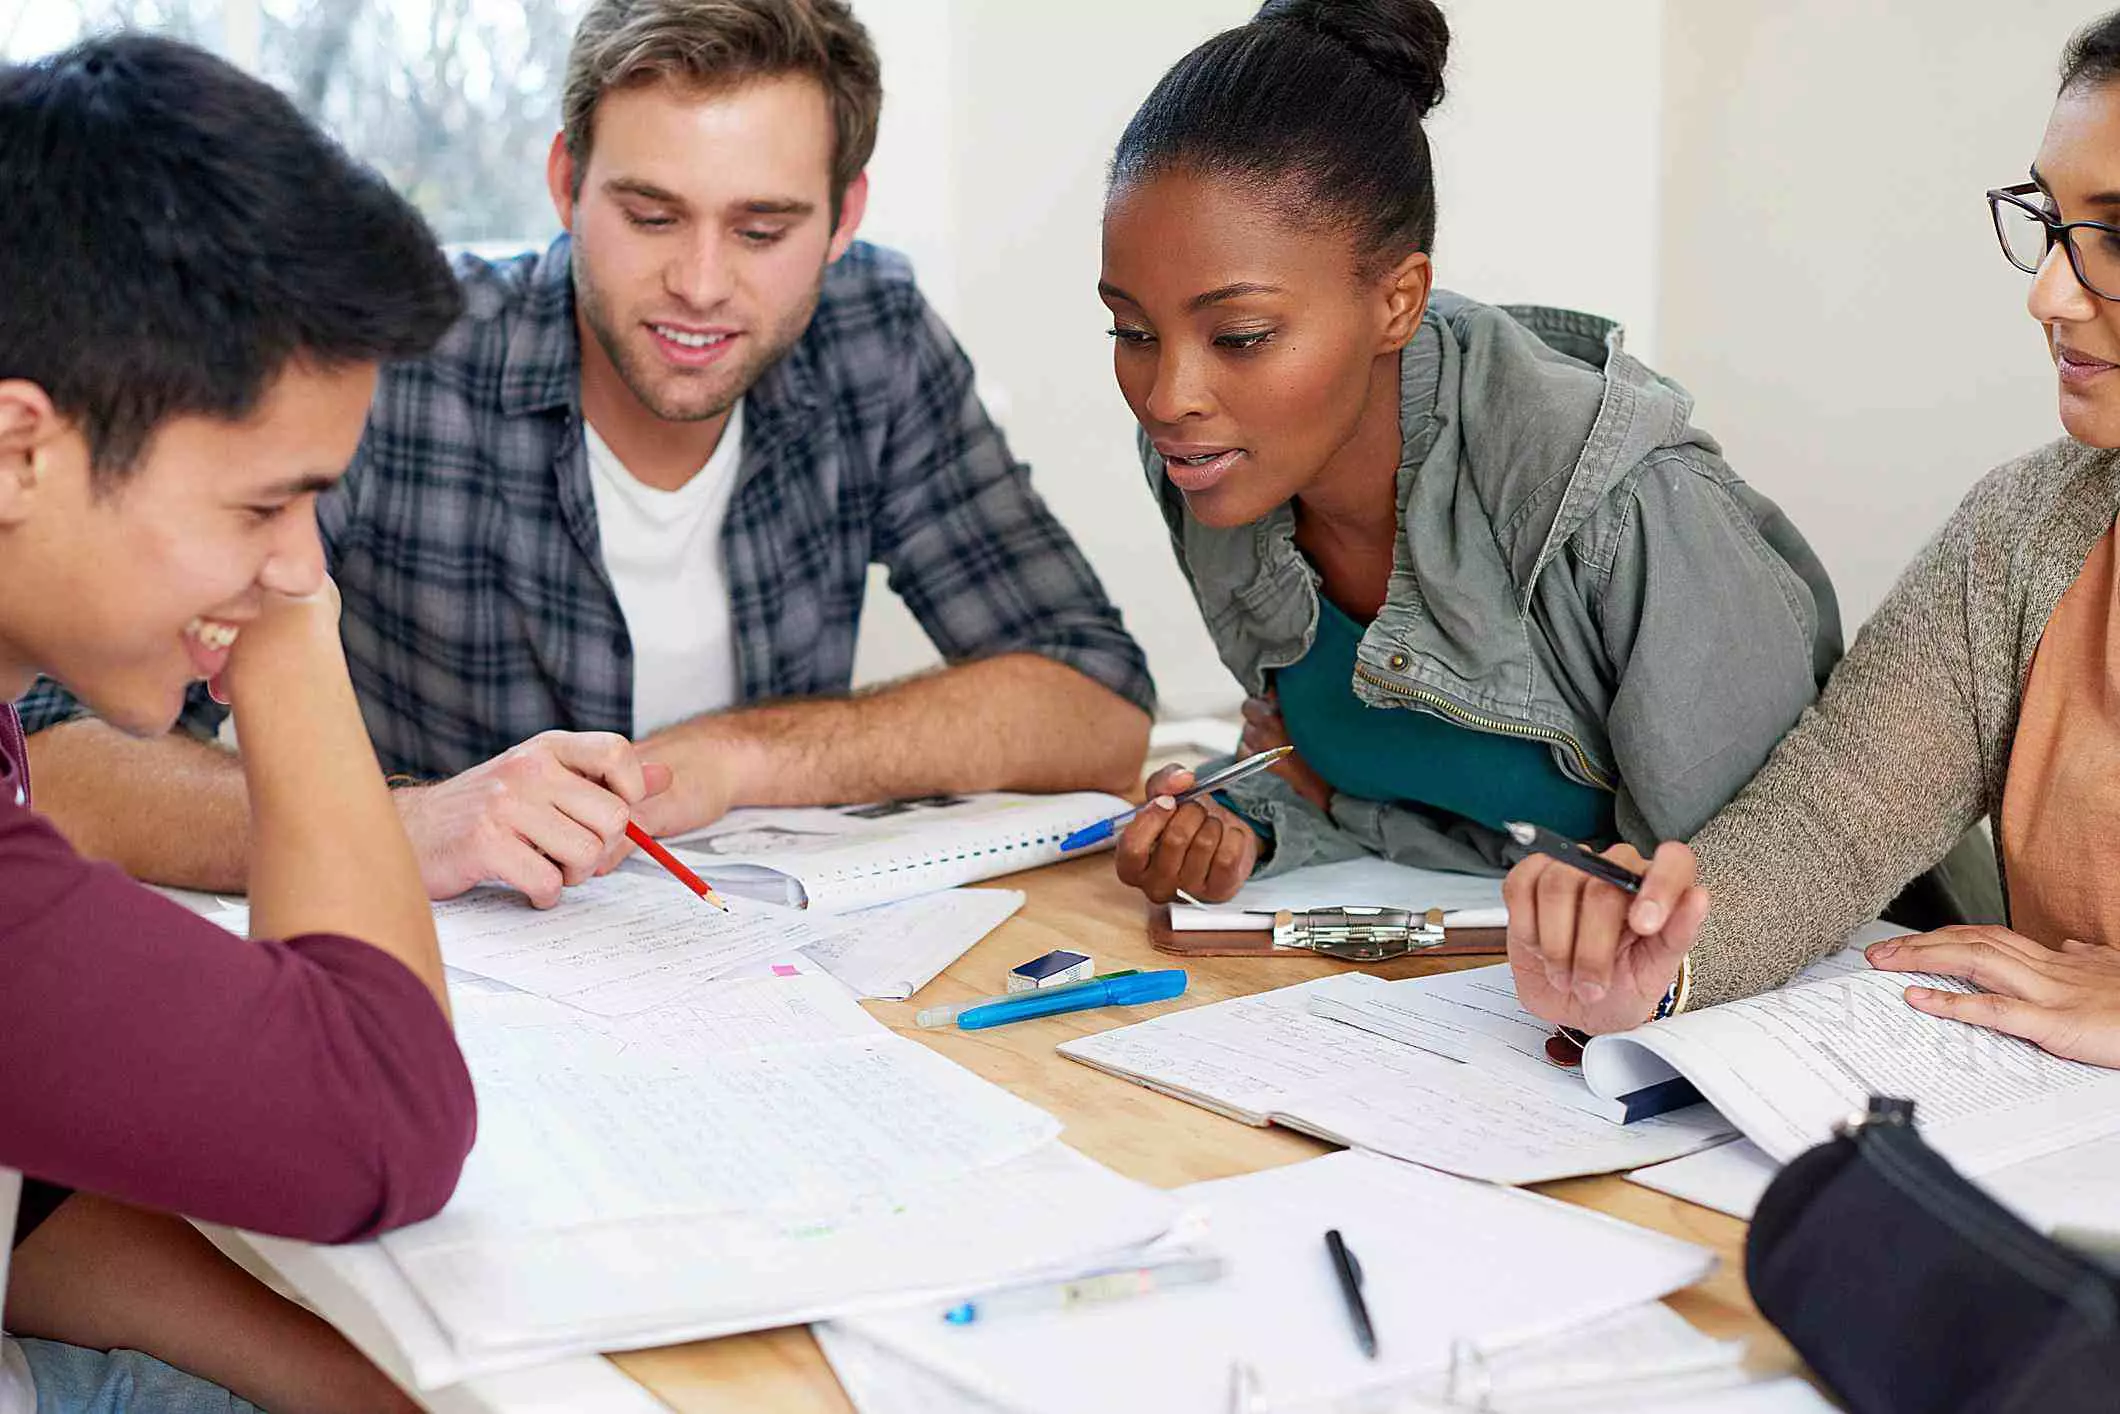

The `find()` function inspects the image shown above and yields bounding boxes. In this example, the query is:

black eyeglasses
[1989,181,2120,301]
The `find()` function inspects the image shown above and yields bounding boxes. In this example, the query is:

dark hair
[0,35,463,484]
[2063,10,2120,94]
[1111,0,1450,271]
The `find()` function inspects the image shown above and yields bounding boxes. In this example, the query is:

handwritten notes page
[385,1141,1176,1361]
[365,977,1182,1367]
[1307,967,1634,1118]
[1058,977,1462,1123]
[1059,978,1732,1182]
[397,981,1060,1238]
[431,874,830,1016]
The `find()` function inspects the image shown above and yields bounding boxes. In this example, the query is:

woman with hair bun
[1101,0,1992,952]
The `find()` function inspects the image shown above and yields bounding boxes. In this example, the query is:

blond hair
[562,0,881,205]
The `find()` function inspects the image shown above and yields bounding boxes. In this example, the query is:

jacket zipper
[1352,662,1616,792]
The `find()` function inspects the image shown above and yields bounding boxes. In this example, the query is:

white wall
[852,0,1667,716]
[1658,3,2085,628]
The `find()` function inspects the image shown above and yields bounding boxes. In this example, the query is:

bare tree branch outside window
[5,0,583,247]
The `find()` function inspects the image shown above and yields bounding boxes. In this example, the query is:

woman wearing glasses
[1504,12,2120,1064]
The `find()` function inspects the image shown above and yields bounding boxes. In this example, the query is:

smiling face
[0,361,374,734]
[2027,80,2120,447]
[1098,169,1429,528]
[550,72,865,435]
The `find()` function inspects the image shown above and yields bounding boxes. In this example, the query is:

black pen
[1324,1228,1376,1359]
[1504,821,1644,896]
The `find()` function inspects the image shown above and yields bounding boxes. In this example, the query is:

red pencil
[624,821,729,911]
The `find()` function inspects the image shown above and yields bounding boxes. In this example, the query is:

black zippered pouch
[1745,1096,2120,1414]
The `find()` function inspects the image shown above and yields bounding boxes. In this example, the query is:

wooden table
[609,856,1801,1410]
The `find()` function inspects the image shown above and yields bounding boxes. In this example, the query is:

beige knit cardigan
[1688,437,2120,1007]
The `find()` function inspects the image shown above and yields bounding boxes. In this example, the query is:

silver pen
[1060,745,1293,852]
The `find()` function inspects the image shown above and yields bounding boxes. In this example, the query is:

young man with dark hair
[18,0,1157,907]
[0,35,475,1413]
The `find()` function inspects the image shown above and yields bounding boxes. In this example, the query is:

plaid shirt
[20,237,1153,776]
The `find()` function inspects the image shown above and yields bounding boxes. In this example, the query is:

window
[3,0,585,245]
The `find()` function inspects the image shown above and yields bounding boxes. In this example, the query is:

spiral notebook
[663,791,1128,913]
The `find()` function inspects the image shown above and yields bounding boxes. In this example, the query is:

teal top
[1274,597,1615,842]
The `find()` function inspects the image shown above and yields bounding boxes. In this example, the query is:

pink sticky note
[772,964,800,978]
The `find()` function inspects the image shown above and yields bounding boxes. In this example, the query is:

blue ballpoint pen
[918,970,1188,1031]
[1059,745,1293,852]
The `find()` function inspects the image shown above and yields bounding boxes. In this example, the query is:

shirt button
[1387,652,1410,672]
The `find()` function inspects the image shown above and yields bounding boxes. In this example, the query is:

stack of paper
[830,1150,1718,1414]
[243,972,1179,1390]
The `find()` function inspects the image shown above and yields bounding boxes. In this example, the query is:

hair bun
[1253,0,1449,116]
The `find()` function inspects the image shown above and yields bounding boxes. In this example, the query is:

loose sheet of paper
[385,1142,1177,1360]
[839,1150,1715,1414]
[1627,1140,1779,1221]
[1290,1065,1735,1186]
[801,889,1025,1000]
[431,873,829,1016]
[394,984,1060,1239]
[1059,977,1468,1123]
[1307,967,1636,1119]
[820,1302,1749,1414]
[816,1324,1007,1414]
[1169,856,1505,931]
[1975,1127,2120,1235]
[1063,977,1733,1183]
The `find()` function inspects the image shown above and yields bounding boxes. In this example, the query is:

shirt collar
[497,235,588,418]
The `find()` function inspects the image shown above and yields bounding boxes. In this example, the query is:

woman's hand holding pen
[1115,764,1260,904]
[1867,926,2120,1068]
[1503,840,1708,1034]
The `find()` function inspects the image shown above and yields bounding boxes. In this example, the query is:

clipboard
[1149,904,1507,960]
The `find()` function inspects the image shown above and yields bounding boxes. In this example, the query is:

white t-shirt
[583,404,746,738]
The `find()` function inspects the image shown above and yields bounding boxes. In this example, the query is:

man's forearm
[24,719,252,891]
[640,654,1150,821]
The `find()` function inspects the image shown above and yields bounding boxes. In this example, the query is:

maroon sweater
[0,704,475,1242]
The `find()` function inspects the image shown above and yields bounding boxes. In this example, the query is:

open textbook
[1312,921,2120,1178]
[664,791,1126,912]
[1573,957,2120,1171]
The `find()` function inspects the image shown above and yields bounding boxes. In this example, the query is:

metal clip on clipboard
[1267,906,1449,961]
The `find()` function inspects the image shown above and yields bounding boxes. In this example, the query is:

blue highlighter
[916,970,1188,1031]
